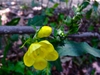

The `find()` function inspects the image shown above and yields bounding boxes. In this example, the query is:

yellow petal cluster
[37,26,52,38]
[23,40,58,70]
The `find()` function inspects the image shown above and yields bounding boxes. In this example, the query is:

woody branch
[0,26,100,39]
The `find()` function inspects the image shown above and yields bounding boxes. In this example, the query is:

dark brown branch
[0,26,100,40]
[68,32,100,40]
[0,26,35,34]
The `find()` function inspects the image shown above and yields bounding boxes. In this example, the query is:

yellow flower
[37,26,52,38]
[23,40,58,70]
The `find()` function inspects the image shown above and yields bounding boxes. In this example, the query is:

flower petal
[37,26,52,38]
[45,50,59,61]
[35,48,47,58]
[33,57,47,70]
[39,40,54,52]
[23,52,35,67]
[40,40,53,45]
[28,43,41,55]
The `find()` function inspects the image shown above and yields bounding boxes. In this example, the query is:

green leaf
[92,1,99,12]
[86,8,92,19]
[52,3,59,9]
[88,25,94,31]
[14,61,25,74]
[73,12,82,21]
[50,22,57,27]
[91,37,99,48]
[65,16,72,26]
[58,13,64,21]
[65,0,69,4]
[79,1,89,11]
[43,17,49,25]
[58,40,100,57]
[0,66,10,74]
[53,28,58,37]
[58,41,85,56]
[6,18,20,25]
[45,8,54,16]
[52,57,63,72]
[26,70,34,75]
[83,43,100,57]
[69,24,79,34]
[10,34,19,41]
[28,15,45,26]
[2,42,12,65]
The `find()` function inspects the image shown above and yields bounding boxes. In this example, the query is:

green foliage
[0,61,26,75]
[58,40,100,57]
[88,25,94,31]
[45,8,54,16]
[6,18,20,25]
[86,8,92,19]
[2,41,12,65]
[28,15,45,26]
[10,34,19,41]
[45,3,59,16]
[14,62,25,74]
[64,16,72,26]
[52,57,62,72]
[53,3,59,9]
[92,1,99,12]
[91,37,99,48]
[58,40,85,56]
[78,1,90,12]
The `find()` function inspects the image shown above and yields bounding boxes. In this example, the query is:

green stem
[2,39,11,65]
[46,62,50,75]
